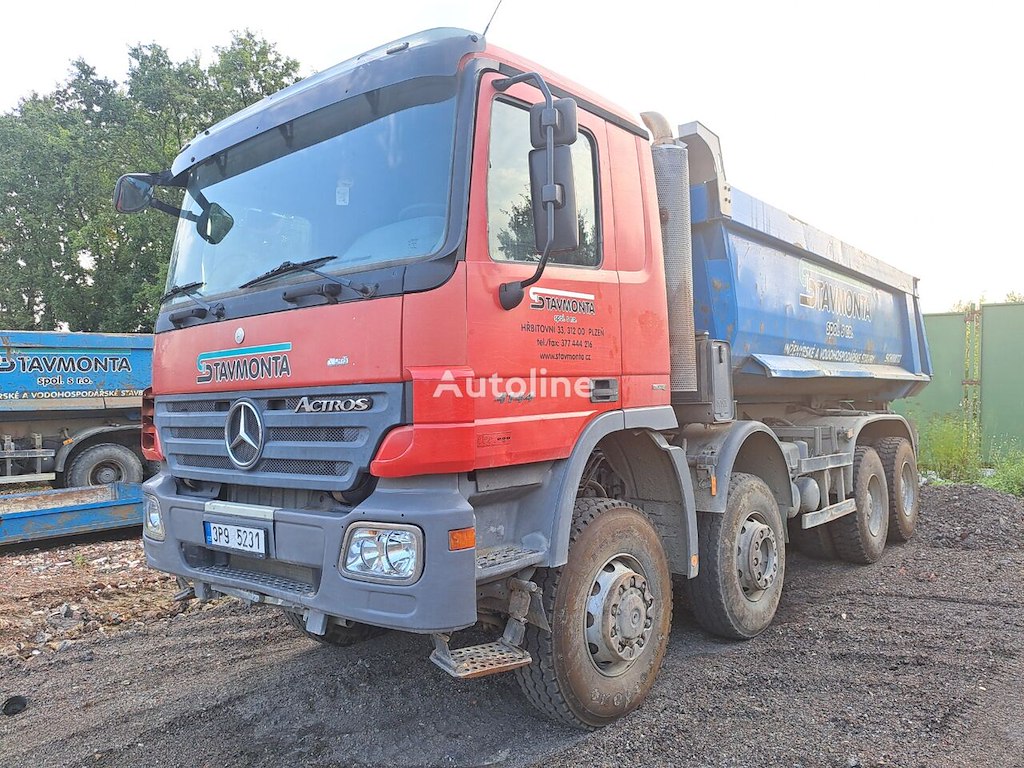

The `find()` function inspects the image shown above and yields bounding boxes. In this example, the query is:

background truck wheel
[515,498,672,729]
[875,437,919,542]
[831,446,889,563]
[67,443,144,487]
[688,473,786,639]
[787,521,838,560]
[281,610,385,647]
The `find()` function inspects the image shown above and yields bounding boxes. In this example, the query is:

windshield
[165,76,457,301]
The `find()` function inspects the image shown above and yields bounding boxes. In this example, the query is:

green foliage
[917,413,982,483]
[0,31,300,332]
[980,442,1024,497]
[495,188,598,266]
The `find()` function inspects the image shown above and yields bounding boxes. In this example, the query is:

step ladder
[429,576,546,679]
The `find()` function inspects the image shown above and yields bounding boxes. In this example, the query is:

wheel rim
[91,461,123,484]
[736,512,779,602]
[900,461,916,518]
[866,474,885,536]
[585,554,655,678]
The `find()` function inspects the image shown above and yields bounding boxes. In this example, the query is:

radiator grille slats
[155,384,404,492]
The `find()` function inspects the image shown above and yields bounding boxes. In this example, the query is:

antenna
[482,0,504,37]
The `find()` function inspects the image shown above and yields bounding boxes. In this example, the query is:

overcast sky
[3,0,1021,312]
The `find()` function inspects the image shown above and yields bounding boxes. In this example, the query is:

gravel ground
[1,484,1022,768]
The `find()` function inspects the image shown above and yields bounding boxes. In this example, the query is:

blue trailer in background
[0,332,153,545]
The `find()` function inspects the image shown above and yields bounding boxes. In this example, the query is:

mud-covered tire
[831,446,889,564]
[689,473,786,639]
[66,443,144,487]
[875,437,919,543]
[282,610,385,647]
[788,520,838,560]
[515,498,672,729]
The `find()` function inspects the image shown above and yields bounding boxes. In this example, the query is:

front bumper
[142,472,478,633]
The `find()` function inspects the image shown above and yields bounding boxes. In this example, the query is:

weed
[917,414,982,483]
[980,441,1024,497]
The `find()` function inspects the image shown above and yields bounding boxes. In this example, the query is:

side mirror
[529,144,578,254]
[530,98,578,148]
[113,174,155,213]
[493,72,580,310]
[197,202,234,245]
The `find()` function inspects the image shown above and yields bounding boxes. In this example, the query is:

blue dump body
[689,184,931,403]
[0,331,153,410]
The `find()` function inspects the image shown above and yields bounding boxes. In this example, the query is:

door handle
[589,378,619,403]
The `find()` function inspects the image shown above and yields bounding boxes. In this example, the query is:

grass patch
[980,442,1024,497]
[917,414,982,483]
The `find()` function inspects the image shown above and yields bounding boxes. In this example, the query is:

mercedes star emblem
[224,399,264,470]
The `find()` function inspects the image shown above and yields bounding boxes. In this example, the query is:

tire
[282,610,385,647]
[689,473,786,639]
[875,437,919,542]
[788,520,838,560]
[67,443,144,487]
[515,498,672,729]
[831,446,889,563]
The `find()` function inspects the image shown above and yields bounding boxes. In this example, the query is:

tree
[0,31,300,332]
[495,187,598,266]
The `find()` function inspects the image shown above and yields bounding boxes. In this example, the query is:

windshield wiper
[160,281,225,322]
[238,256,377,298]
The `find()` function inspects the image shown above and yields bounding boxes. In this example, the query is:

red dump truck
[114,28,930,728]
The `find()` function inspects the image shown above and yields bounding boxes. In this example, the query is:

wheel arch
[680,421,796,517]
[55,425,142,473]
[854,414,916,451]
[543,407,699,577]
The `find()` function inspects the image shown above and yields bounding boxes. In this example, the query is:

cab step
[429,634,532,679]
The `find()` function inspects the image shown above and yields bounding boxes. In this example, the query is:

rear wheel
[875,437,919,542]
[66,443,143,487]
[831,446,889,563]
[515,498,672,729]
[689,473,786,639]
[282,610,385,647]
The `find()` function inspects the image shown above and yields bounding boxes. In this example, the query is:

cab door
[464,73,621,469]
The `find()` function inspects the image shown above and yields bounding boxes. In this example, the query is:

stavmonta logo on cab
[196,342,293,384]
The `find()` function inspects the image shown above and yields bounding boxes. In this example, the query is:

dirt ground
[1,484,1022,768]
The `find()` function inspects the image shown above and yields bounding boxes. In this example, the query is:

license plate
[204,521,266,555]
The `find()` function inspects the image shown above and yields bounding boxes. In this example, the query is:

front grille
[156,384,405,492]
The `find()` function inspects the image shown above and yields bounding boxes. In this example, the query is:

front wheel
[688,473,786,639]
[515,498,672,729]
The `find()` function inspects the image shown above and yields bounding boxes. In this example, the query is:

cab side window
[487,99,600,267]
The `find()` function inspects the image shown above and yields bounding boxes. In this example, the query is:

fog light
[341,524,423,584]
[143,494,165,541]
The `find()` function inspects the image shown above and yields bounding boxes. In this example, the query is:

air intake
[648,133,697,392]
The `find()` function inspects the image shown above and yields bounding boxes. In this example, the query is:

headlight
[341,523,423,584]
[143,494,165,541]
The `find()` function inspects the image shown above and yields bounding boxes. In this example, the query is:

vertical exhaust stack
[641,112,697,393]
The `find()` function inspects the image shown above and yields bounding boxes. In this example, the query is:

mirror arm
[496,72,558,311]
[149,198,194,220]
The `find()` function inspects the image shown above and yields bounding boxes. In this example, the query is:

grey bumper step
[475,545,545,582]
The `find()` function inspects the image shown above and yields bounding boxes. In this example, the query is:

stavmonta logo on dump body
[528,287,596,315]
[196,342,292,384]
